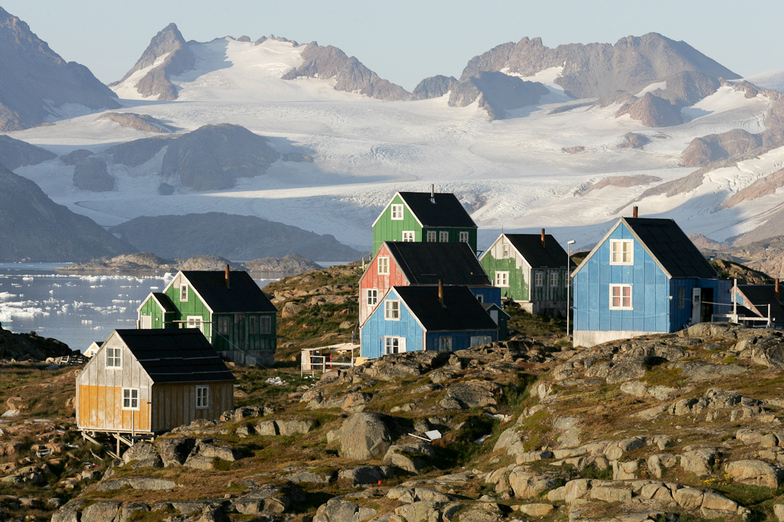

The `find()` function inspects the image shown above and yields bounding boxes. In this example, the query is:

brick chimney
[541,228,545,248]
[225,264,230,289]
[776,278,780,302]
[633,206,639,218]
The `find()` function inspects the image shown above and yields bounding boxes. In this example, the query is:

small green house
[137,269,277,365]
[372,189,478,254]
[479,232,569,317]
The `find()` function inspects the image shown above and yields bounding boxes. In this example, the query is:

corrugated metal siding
[573,223,671,334]
[361,289,425,358]
[372,195,422,254]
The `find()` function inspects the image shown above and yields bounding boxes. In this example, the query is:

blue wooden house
[572,216,731,347]
[360,285,499,358]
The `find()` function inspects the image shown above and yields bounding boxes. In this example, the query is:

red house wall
[359,243,409,326]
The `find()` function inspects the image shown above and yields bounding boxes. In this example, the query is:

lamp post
[566,240,575,339]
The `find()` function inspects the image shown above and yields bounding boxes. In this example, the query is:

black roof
[113,329,235,383]
[624,218,717,278]
[181,271,276,313]
[398,192,477,228]
[152,292,177,313]
[504,234,568,268]
[393,286,498,332]
[385,242,491,286]
[737,284,784,322]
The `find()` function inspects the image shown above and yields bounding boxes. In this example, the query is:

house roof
[736,284,784,322]
[384,241,491,286]
[152,292,177,313]
[482,302,511,318]
[181,271,277,313]
[112,329,235,383]
[393,286,498,332]
[503,234,568,268]
[397,192,477,228]
[573,217,717,279]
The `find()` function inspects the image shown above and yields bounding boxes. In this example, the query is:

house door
[691,288,714,324]
[140,314,151,329]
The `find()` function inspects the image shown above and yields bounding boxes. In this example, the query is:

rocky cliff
[0,7,119,130]
[0,165,134,261]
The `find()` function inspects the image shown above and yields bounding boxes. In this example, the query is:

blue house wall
[470,287,502,307]
[425,330,498,352]
[361,288,424,358]
[574,223,671,334]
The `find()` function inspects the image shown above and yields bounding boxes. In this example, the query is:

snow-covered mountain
[4,20,784,263]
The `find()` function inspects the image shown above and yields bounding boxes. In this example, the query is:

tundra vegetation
[3,263,784,521]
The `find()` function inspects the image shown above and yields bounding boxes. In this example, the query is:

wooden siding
[424,330,498,351]
[76,334,152,433]
[372,194,422,254]
[164,273,211,337]
[138,295,176,329]
[150,382,233,433]
[469,287,502,307]
[573,223,671,334]
[211,312,277,352]
[361,288,425,358]
[358,243,410,326]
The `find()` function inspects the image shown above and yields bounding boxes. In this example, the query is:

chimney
[541,228,546,248]
[430,184,435,203]
[225,264,230,289]
[776,278,780,302]
[438,279,444,305]
[633,206,639,219]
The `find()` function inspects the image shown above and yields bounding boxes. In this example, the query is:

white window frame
[534,272,543,287]
[196,386,209,409]
[609,284,633,310]
[459,231,469,243]
[495,271,509,287]
[391,204,404,220]
[122,388,139,410]
[366,288,378,306]
[438,336,453,352]
[502,244,510,258]
[426,231,436,242]
[106,346,121,368]
[470,335,492,347]
[402,230,415,242]
[476,294,484,303]
[549,272,558,287]
[610,239,634,265]
[180,283,188,302]
[384,300,401,320]
[377,256,390,275]
[439,231,449,242]
[385,336,406,354]
[187,315,204,332]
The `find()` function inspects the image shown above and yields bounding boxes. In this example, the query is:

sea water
[0,264,275,353]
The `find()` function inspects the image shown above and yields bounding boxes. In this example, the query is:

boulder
[81,501,121,522]
[337,413,393,460]
[726,459,783,488]
[314,498,376,522]
[155,438,195,467]
[445,380,504,408]
[277,419,314,435]
[508,470,559,499]
[122,441,162,468]
[338,466,395,485]
[680,448,716,476]
[384,443,436,473]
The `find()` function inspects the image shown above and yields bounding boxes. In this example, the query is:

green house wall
[372,194,478,254]
[164,281,212,338]
[138,297,177,329]
[211,312,277,352]
[480,255,530,301]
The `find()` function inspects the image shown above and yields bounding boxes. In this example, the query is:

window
[106,346,121,368]
[366,289,378,306]
[196,386,209,409]
[140,314,152,329]
[391,204,404,220]
[535,272,543,287]
[476,294,484,303]
[470,335,492,347]
[402,231,415,242]
[610,239,633,265]
[180,284,188,302]
[218,316,230,335]
[678,287,687,309]
[259,316,271,334]
[187,316,203,332]
[249,316,258,334]
[385,300,400,320]
[385,336,406,354]
[122,388,139,410]
[438,336,453,352]
[426,231,436,242]
[377,256,389,275]
[439,231,449,242]
[459,231,469,243]
[495,271,509,287]
[610,284,633,310]
[502,244,510,258]
[549,272,558,287]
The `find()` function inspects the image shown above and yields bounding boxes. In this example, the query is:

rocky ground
[23,323,784,522]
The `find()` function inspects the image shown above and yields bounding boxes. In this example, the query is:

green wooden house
[137,268,277,366]
[372,188,478,254]
[479,231,569,317]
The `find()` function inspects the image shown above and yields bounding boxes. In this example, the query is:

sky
[2,0,783,92]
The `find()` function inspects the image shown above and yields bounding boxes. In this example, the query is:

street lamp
[566,240,576,339]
